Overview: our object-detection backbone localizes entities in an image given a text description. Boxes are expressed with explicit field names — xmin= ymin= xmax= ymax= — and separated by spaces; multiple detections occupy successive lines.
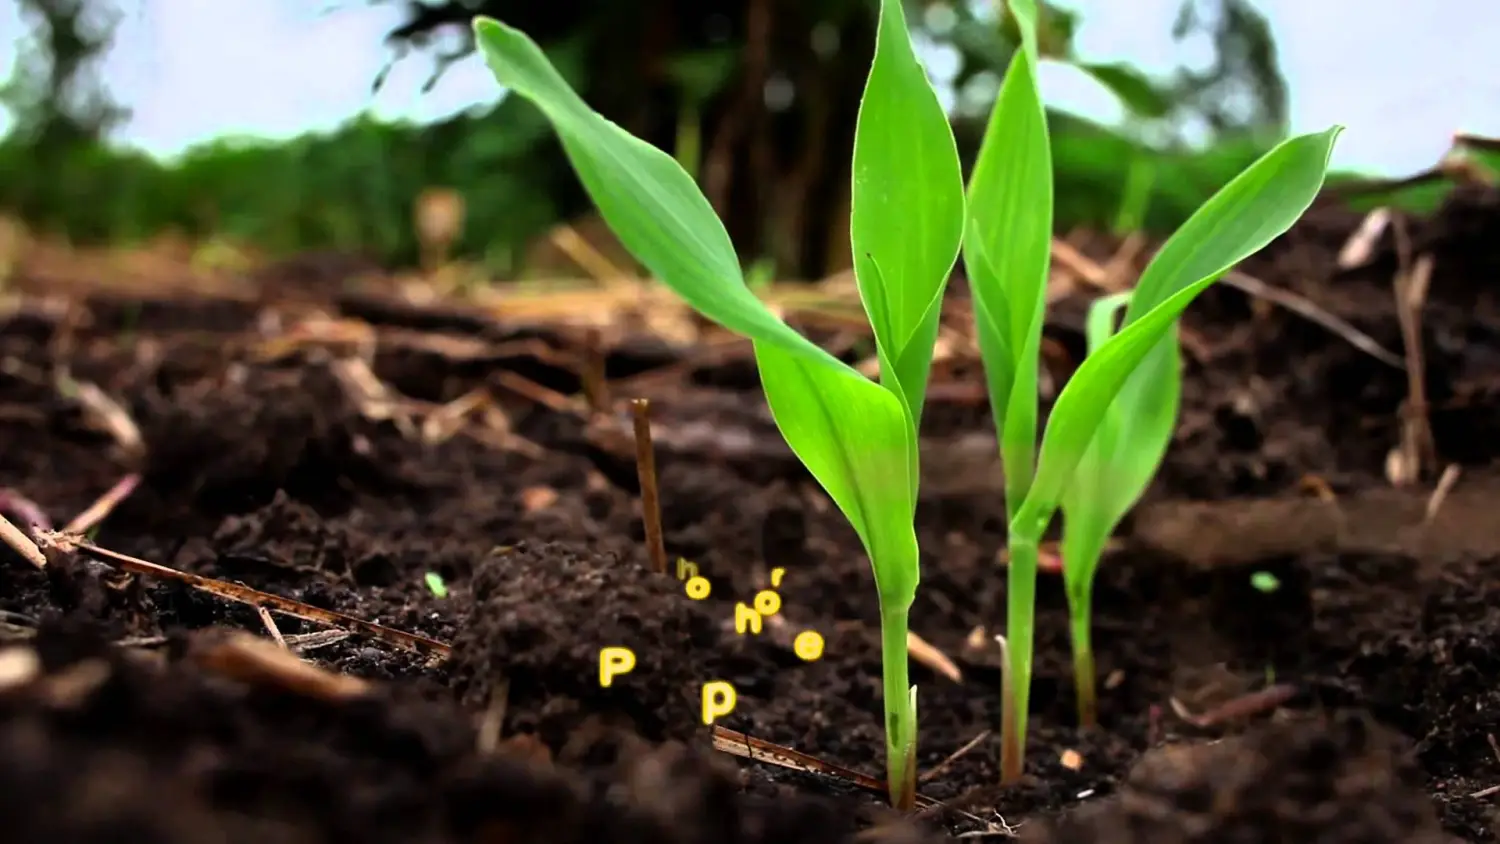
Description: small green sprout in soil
xmin=968 ymin=0 xmax=1341 ymax=784
xmin=1251 ymin=570 xmax=1282 ymax=593
xmin=474 ymin=0 xmax=962 ymax=810
xmin=425 ymin=571 xmax=448 ymax=599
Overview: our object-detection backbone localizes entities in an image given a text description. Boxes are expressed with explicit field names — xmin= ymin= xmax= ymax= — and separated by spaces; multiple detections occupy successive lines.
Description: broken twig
xmin=631 ymin=398 xmax=668 ymax=575
xmin=1424 ymin=464 xmax=1462 ymax=525
xmin=0 ymin=512 xmax=45 ymax=569
xmin=579 ymin=328 xmax=611 ymax=415
xmin=1389 ymin=244 xmax=1437 ymax=485
xmin=1169 ymin=683 xmax=1297 ymax=728
xmin=62 ymin=473 xmax=141 ymax=536
xmin=1336 ymin=207 xmax=1392 ymax=269
xmin=1222 ymin=270 xmax=1404 ymax=370
xmin=36 ymin=534 xmax=450 ymax=657
xmin=477 ymin=677 xmax=511 ymax=755
xmin=920 ymin=730 xmax=992 ymax=784
xmin=71 ymin=379 xmax=145 ymax=458
xmin=189 ymin=631 xmax=369 ymax=702
xmin=0 ymin=488 xmax=51 ymax=533
xmin=907 ymin=630 xmax=963 ymax=683
xmin=710 ymin=725 xmax=940 ymax=810
xmin=256 ymin=605 xmax=288 ymax=649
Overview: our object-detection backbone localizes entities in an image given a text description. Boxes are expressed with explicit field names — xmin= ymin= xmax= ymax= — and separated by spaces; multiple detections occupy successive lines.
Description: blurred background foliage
xmin=0 ymin=0 xmax=1484 ymax=278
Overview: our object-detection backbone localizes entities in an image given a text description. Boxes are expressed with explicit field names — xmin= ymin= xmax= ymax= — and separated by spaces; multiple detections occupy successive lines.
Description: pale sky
xmin=2 ymin=0 xmax=1498 ymax=176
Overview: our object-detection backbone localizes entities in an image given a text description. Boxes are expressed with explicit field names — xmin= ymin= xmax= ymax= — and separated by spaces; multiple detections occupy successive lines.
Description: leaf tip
xmin=472 ymin=15 xmax=500 ymax=37
xmin=1318 ymin=124 xmax=1346 ymax=164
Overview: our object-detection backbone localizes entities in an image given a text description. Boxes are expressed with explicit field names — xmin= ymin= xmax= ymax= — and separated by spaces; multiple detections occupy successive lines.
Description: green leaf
xmin=851 ymin=0 xmax=965 ymax=433
xmin=755 ymin=342 xmax=918 ymax=604
xmin=1016 ymin=126 xmax=1342 ymax=539
xmin=964 ymin=0 xmax=1052 ymax=517
xmin=472 ymin=14 xmax=924 ymax=607
xmin=474 ymin=16 xmax=833 ymax=370
xmin=1124 ymin=128 xmax=1345 ymax=324
xmin=1059 ymin=293 xmax=1178 ymax=593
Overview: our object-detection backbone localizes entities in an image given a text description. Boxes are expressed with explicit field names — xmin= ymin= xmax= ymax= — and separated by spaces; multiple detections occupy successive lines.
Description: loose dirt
xmin=1 ymin=187 xmax=1499 ymax=842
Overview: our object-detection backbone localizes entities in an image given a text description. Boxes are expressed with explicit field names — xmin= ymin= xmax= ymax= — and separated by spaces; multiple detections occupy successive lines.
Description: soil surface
xmin=2 ymin=187 xmax=1500 ymax=842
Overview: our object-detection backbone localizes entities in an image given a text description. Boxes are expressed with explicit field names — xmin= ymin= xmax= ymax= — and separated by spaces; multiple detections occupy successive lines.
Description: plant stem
xmin=1000 ymin=532 xmax=1038 ymax=785
xmin=1069 ymin=593 xmax=1097 ymax=729
xmin=879 ymin=606 xmax=916 ymax=810
xmin=1061 ymin=527 xmax=1106 ymax=730
xmin=676 ymin=103 xmax=702 ymax=180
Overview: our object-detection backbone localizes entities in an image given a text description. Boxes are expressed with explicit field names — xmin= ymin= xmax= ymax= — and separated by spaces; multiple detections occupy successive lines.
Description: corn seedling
xmin=965 ymin=0 xmax=1342 ymax=783
xmin=473 ymin=2 xmax=964 ymax=809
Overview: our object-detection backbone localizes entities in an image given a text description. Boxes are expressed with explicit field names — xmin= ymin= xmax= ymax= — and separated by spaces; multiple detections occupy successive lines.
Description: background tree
xmin=4 ymin=0 xmax=130 ymax=236
xmin=371 ymin=0 xmax=1290 ymax=277
xmin=0 ymin=0 xmax=1296 ymax=274
xmin=1168 ymin=0 xmax=1288 ymax=140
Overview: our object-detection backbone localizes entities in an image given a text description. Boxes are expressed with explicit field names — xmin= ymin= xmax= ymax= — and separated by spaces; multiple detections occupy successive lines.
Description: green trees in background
xmin=0 ymin=0 xmax=570 ymax=271
xmin=370 ymin=0 xmax=1294 ymax=274
xmin=0 ymin=106 xmax=566 ymax=272
xmin=0 ymin=0 xmax=1421 ymax=276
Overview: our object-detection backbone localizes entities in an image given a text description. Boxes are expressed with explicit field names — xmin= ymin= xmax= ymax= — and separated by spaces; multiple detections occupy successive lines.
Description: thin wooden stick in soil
xmin=188 ymin=630 xmax=369 ymax=702
xmin=0 ymin=512 xmax=46 ymax=569
xmin=907 ymin=630 xmax=963 ymax=683
xmin=1221 ymin=270 xmax=1405 ymax=370
xmin=61 ymin=473 xmax=140 ymax=535
xmin=477 ymin=677 xmax=511 ymax=754
xmin=1336 ymin=207 xmax=1392 ymax=269
xmin=68 ymin=378 xmax=146 ymax=458
xmin=710 ymin=725 xmax=940 ymax=810
xmin=1425 ymin=463 xmax=1462 ymax=524
xmin=710 ymin=726 xmax=1012 ymax=833
xmin=1389 ymin=219 xmax=1437 ymax=485
xmin=631 ymin=398 xmax=668 ymax=575
xmin=0 ymin=488 xmax=51 ymax=532
xmin=920 ymin=730 xmax=992 ymax=784
xmin=256 ymin=605 xmax=288 ymax=649
xmin=579 ymin=327 xmax=611 ymax=415
xmin=494 ymin=370 xmax=583 ymax=414
xmin=35 ymin=533 xmax=451 ymax=657
xmin=1169 ymin=683 xmax=1298 ymax=728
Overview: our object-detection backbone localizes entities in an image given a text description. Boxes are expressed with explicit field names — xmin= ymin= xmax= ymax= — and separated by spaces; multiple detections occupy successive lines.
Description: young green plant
xmin=1053 ymin=289 xmax=1159 ymax=729
xmin=1053 ymin=122 xmax=1343 ymax=737
xmin=964 ymin=0 xmax=1342 ymax=782
xmin=472 ymin=2 xmax=964 ymax=810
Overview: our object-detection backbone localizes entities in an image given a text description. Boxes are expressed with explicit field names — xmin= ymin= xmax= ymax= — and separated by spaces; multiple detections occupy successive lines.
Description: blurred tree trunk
xmin=371 ymin=0 xmax=1290 ymax=277
xmin=378 ymin=0 xmax=875 ymax=279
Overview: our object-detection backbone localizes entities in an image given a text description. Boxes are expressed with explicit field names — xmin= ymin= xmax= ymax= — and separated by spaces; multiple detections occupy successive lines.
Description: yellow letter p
xmin=599 ymin=647 xmax=636 ymax=687
xmin=701 ymin=681 xmax=737 ymax=724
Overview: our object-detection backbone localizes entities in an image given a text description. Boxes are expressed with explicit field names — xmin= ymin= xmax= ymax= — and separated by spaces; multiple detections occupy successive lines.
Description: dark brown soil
xmin=2 ymin=188 xmax=1499 ymax=842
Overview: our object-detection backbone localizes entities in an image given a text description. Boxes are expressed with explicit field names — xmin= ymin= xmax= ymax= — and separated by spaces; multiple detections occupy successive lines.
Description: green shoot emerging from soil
xmin=1252 ymin=570 xmax=1282 ymax=593
xmin=473 ymin=3 xmax=964 ymax=810
xmin=965 ymin=0 xmax=1342 ymax=784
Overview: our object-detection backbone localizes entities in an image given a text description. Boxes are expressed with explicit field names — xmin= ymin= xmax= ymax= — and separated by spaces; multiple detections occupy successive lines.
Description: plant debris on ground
xmin=1 ymin=186 xmax=1500 ymax=842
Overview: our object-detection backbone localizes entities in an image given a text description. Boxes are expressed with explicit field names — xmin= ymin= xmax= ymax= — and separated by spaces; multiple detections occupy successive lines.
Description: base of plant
xmin=880 ymin=608 xmax=918 ymax=809
xmin=1071 ymin=615 xmax=1098 ymax=730
xmin=1000 ymin=702 xmax=1025 ymax=785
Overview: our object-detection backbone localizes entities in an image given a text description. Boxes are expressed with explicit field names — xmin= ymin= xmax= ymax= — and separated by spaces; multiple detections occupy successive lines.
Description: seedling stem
xmin=1000 ymin=532 xmax=1037 ymax=784
xmin=880 ymin=606 xmax=917 ymax=809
